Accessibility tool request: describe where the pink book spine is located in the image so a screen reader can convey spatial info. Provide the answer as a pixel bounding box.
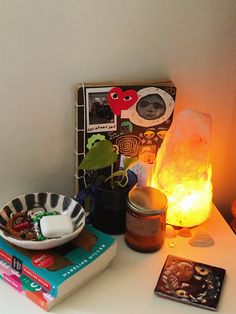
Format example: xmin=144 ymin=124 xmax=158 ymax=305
xmin=0 ymin=259 xmax=54 ymax=311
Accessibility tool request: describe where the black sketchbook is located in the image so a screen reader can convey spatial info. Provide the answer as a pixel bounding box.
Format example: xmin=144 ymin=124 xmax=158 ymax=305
xmin=75 ymin=81 xmax=176 ymax=194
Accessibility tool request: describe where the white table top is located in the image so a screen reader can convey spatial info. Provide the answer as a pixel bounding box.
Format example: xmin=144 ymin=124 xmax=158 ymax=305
xmin=1 ymin=204 xmax=235 ymax=314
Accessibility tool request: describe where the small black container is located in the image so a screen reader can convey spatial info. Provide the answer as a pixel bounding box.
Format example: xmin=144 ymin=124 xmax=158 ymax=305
xmin=92 ymin=170 xmax=137 ymax=234
xmin=76 ymin=170 xmax=137 ymax=235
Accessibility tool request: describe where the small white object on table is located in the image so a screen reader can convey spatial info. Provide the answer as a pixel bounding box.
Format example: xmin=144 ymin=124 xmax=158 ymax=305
xmin=40 ymin=215 xmax=74 ymax=238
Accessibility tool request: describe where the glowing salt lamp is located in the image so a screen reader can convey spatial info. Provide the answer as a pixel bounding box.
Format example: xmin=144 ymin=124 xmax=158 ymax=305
xmin=149 ymin=109 xmax=213 ymax=227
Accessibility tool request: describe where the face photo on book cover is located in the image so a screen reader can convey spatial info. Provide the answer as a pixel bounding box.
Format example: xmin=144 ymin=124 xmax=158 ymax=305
xmin=136 ymin=94 xmax=166 ymax=120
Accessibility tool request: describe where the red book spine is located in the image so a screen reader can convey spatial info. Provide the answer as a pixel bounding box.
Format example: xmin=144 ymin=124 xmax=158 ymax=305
xmin=0 ymin=249 xmax=12 ymax=263
xmin=0 ymin=248 xmax=51 ymax=292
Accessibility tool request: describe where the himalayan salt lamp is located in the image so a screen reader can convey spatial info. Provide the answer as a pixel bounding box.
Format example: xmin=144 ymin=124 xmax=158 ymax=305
xmin=149 ymin=108 xmax=213 ymax=227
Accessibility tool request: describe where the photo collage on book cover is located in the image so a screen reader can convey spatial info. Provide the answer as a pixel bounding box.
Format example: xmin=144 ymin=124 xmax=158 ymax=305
xmin=76 ymin=84 xmax=176 ymax=191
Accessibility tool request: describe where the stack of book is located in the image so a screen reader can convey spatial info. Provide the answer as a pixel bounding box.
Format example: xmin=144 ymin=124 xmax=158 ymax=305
xmin=0 ymin=225 xmax=117 ymax=311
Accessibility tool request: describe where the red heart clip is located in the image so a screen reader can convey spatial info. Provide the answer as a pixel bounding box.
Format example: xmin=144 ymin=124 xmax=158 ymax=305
xmin=107 ymin=87 xmax=138 ymax=116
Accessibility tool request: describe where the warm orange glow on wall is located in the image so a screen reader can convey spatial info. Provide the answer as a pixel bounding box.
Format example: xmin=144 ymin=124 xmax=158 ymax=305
xmin=148 ymin=109 xmax=213 ymax=227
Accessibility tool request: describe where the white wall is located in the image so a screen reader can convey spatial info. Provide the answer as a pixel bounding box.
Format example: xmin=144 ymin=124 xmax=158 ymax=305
xmin=0 ymin=0 xmax=235 ymax=220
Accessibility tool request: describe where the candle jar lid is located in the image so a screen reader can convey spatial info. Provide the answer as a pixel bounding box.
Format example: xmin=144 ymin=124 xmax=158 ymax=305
xmin=127 ymin=186 xmax=167 ymax=216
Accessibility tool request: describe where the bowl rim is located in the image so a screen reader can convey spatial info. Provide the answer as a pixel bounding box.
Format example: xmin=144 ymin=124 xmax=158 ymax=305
xmin=0 ymin=192 xmax=81 ymax=209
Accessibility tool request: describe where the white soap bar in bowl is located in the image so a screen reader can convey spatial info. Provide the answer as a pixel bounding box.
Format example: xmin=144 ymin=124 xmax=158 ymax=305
xmin=40 ymin=215 xmax=74 ymax=238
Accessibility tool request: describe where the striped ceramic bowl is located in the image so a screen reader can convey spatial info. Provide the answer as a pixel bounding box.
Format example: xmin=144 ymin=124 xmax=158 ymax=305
xmin=0 ymin=192 xmax=85 ymax=250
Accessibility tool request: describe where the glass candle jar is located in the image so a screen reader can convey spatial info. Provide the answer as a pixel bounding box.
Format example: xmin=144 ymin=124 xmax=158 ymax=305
xmin=125 ymin=186 xmax=167 ymax=252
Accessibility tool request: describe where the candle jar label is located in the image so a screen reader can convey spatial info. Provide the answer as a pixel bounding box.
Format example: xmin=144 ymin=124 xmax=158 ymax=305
xmin=126 ymin=212 xmax=161 ymax=237
xmin=125 ymin=186 xmax=167 ymax=252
